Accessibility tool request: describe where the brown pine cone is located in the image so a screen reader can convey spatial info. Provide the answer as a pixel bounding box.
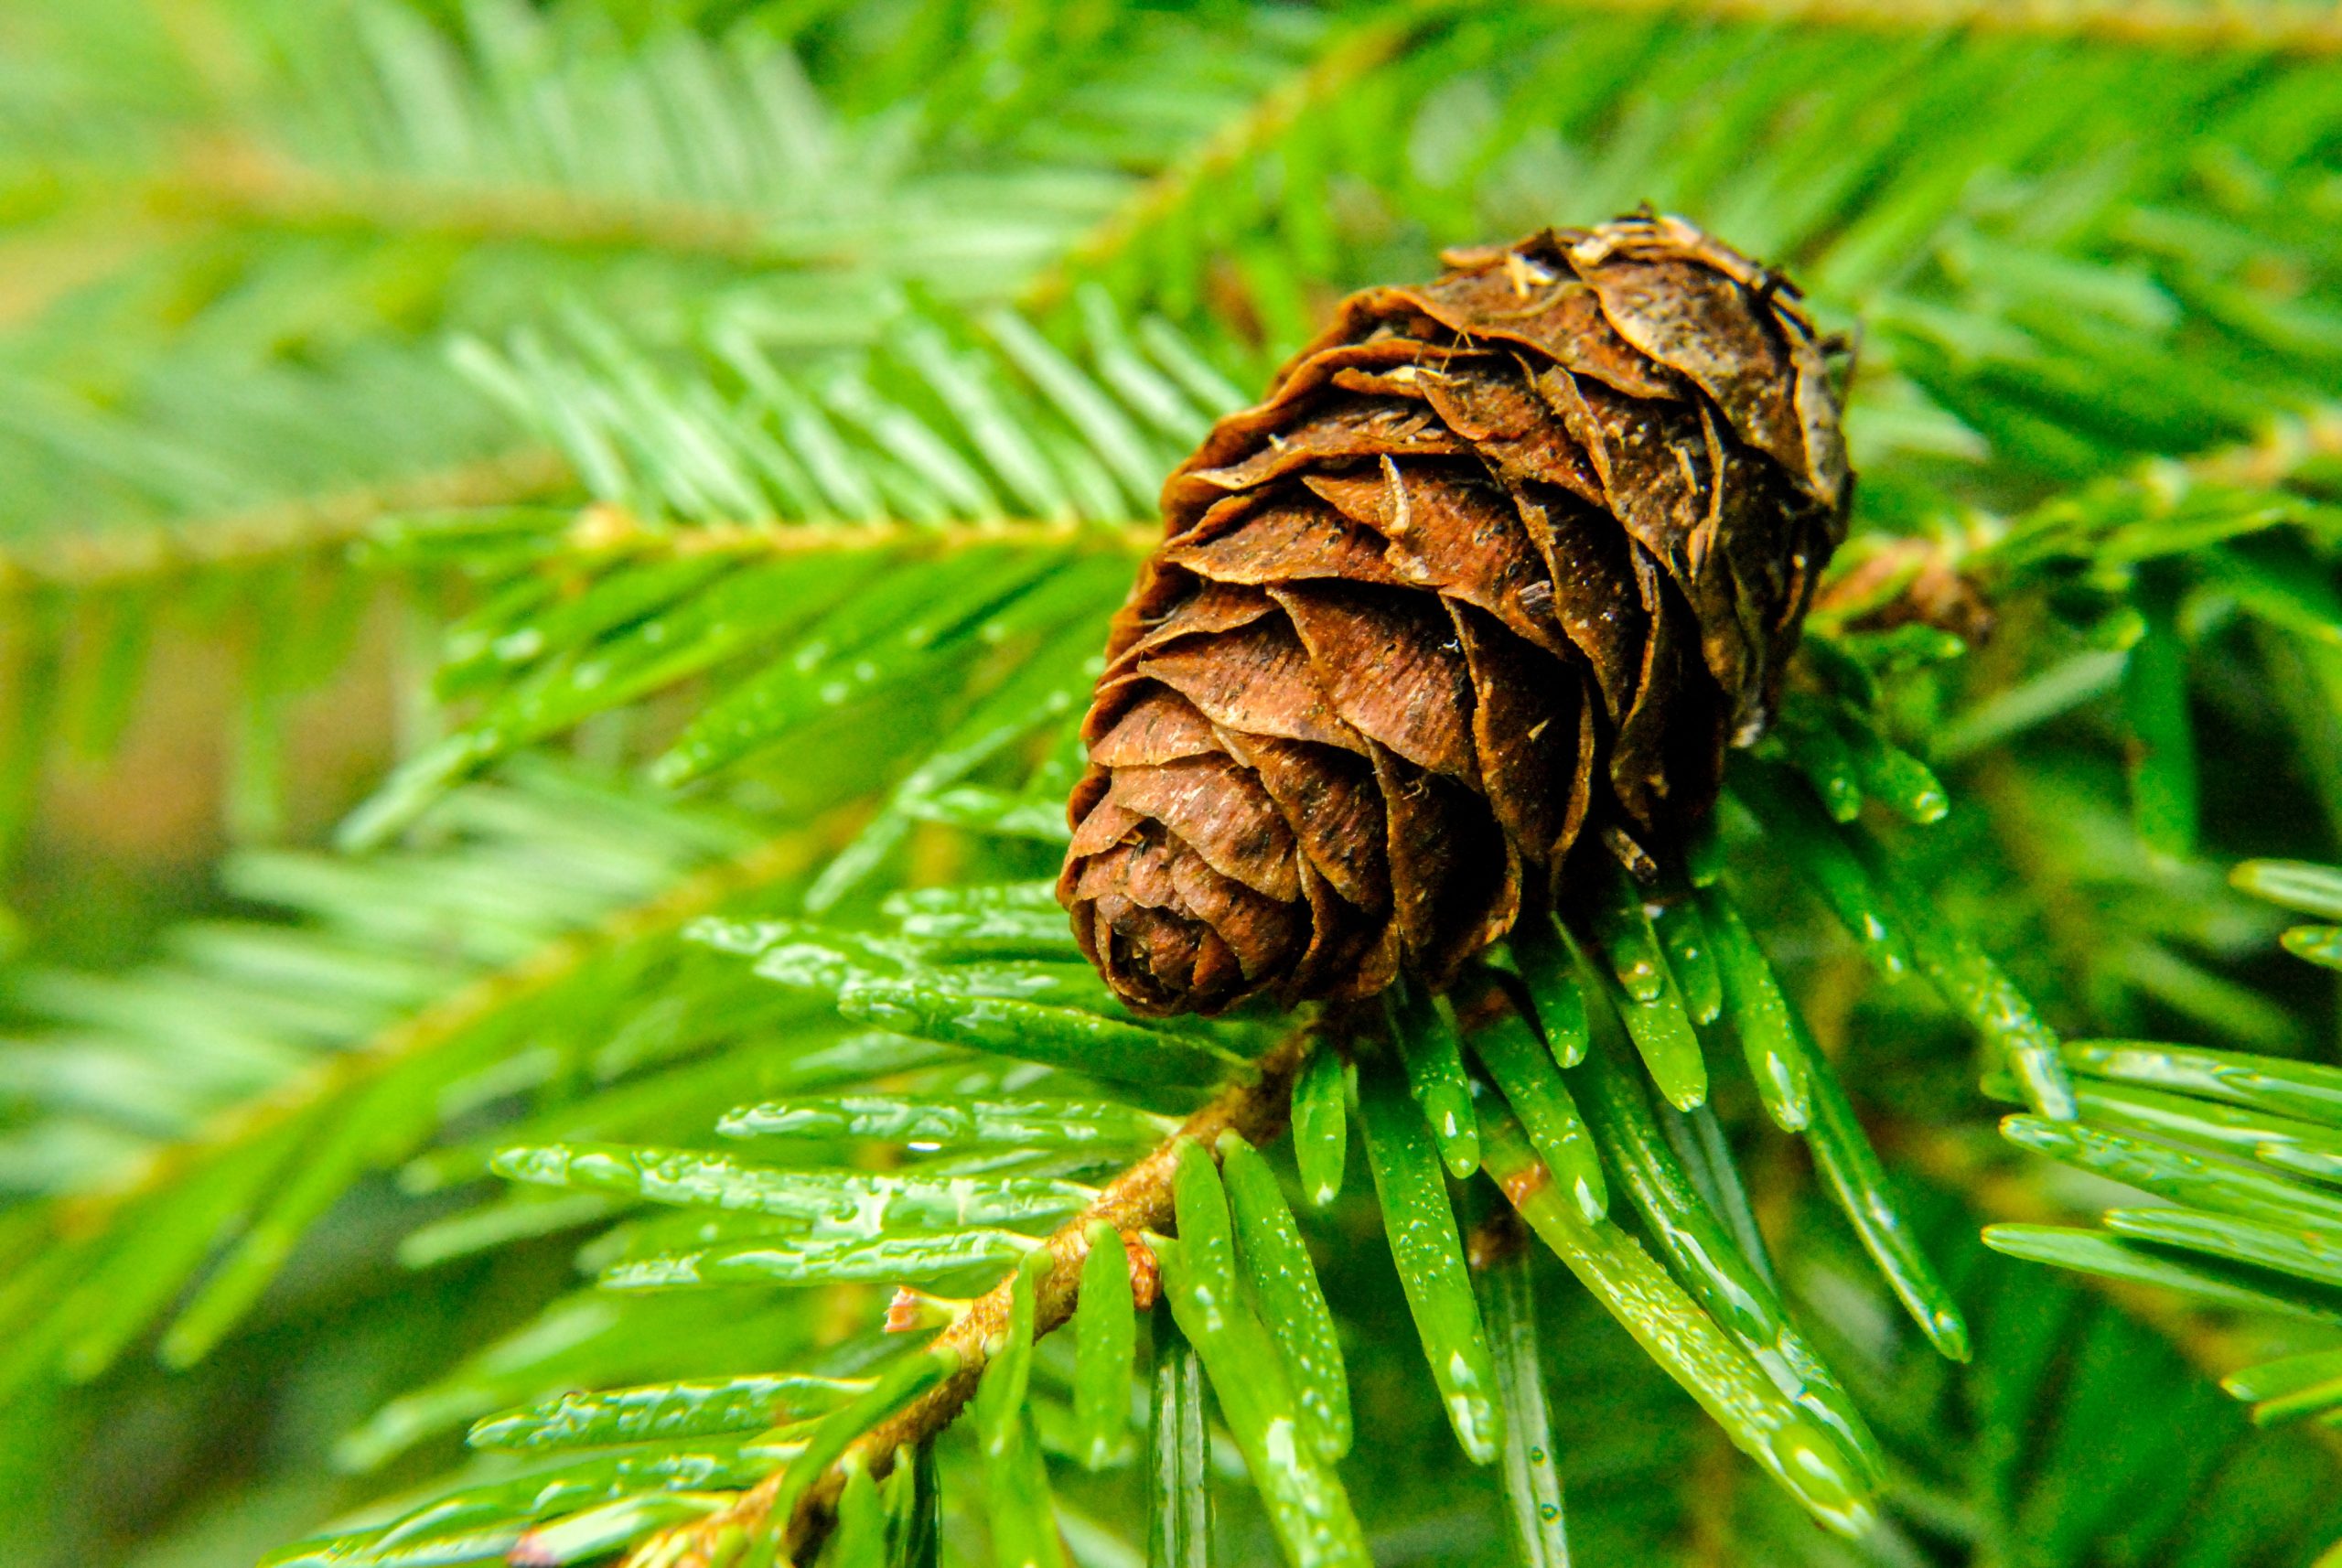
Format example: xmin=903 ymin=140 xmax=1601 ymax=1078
xmin=1060 ymin=213 xmax=1852 ymax=1016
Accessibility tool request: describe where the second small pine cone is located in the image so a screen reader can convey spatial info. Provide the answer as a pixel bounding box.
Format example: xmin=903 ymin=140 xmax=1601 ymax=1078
xmin=1061 ymin=213 xmax=1853 ymax=1016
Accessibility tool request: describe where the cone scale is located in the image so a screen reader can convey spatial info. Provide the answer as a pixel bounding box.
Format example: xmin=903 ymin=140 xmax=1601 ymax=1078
xmin=1061 ymin=214 xmax=1852 ymax=1015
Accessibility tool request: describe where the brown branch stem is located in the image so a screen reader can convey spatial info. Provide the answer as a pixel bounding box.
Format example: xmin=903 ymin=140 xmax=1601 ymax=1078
xmin=559 ymin=506 xmax=1159 ymax=563
xmin=1810 ymin=405 xmax=2342 ymax=638
xmin=0 ymin=448 xmax=569 ymax=593
xmin=145 ymin=137 xmax=791 ymax=260
xmin=51 ymin=818 xmax=835 ymax=1244
xmin=631 ymin=1026 xmax=1321 ymax=1568
xmin=1549 ymin=0 xmax=2342 ymax=54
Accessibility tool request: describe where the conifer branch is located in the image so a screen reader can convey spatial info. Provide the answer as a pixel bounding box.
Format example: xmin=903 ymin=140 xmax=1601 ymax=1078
xmin=46 ymin=818 xmax=831 ymax=1244
xmin=1812 ymin=407 xmax=2342 ymax=633
xmin=124 ymin=139 xmax=794 ymax=260
xmin=2185 ymin=406 xmax=2342 ymax=489
xmin=1023 ymin=0 xmax=2342 ymax=324
xmin=1890 ymin=1119 xmax=2342 ymax=1466
xmin=0 ymin=206 xmax=166 ymax=331
xmin=1018 ymin=8 xmax=1429 ymax=311
xmin=554 ymin=505 xmax=1158 ymax=563
xmin=1558 ymin=0 xmax=2342 ymax=54
xmin=630 ymin=1026 xmax=1322 ymax=1568
xmin=0 ymin=447 xmax=569 ymax=592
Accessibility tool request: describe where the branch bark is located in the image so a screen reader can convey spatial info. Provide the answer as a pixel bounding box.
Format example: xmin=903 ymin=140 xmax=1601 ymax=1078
xmin=629 ymin=1026 xmax=1320 ymax=1568
xmin=0 ymin=448 xmax=569 ymax=592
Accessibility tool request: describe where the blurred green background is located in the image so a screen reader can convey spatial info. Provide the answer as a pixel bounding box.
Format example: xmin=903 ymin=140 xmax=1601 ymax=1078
xmin=9 ymin=2 xmax=2342 ymax=1564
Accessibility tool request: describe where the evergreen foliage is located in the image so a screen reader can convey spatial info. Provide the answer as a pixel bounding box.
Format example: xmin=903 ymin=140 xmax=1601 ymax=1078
xmin=8 ymin=2 xmax=2342 ymax=1564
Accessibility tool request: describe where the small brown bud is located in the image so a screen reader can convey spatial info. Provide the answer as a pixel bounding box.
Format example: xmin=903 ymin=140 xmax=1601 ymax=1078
xmin=1123 ymin=1230 xmax=1161 ymax=1311
xmin=883 ymin=1287 xmax=970 ymax=1334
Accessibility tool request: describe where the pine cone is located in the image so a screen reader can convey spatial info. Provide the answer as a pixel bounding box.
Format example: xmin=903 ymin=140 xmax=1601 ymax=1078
xmin=1061 ymin=214 xmax=1852 ymax=1016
